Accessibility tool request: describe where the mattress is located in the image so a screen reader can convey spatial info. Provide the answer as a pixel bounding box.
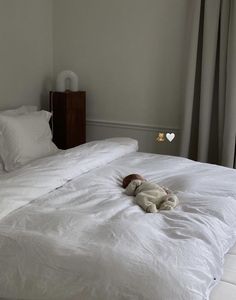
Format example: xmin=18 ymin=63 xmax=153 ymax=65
xmin=211 ymin=242 xmax=236 ymax=300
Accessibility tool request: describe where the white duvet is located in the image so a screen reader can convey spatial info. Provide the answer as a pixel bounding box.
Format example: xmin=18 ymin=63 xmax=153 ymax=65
xmin=0 ymin=138 xmax=236 ymax=300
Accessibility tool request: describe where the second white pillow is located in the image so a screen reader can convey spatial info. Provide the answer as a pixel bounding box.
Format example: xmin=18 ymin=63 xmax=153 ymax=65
xmin=0 ymin=110 xmax=58 ymax=171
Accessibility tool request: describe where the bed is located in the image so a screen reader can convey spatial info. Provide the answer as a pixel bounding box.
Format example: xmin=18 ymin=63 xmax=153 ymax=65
xmin=0 ymin=138 xmax=235 ymax=300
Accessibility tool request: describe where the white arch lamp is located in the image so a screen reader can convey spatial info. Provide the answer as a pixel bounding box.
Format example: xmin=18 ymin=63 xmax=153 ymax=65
xmin=56 ymin=70 xmax=79 ymax=92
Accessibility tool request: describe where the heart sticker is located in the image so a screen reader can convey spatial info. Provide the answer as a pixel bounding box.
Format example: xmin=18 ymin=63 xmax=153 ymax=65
xmin=166 ymin=133 xmax=175 ymax=142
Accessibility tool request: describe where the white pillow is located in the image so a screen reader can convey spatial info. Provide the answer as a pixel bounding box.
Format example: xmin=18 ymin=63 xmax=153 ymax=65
xmin=0 ymin=110 xmax=58 ymax=171
xmin=0 ymin=105 xmax=38 ymax=171
xmin=0 ymin=105 xmax=38 ymax=116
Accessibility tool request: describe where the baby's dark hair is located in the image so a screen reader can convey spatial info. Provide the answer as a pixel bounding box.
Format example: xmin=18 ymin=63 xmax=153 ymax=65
xmin=122 ymin=174 xmax=145 ymax=188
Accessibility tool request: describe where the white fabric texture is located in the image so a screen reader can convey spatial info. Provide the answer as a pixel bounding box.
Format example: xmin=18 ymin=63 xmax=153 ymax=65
xmin=210 ymin=242 xmax=236 ymax=300
xmin=0 ymin=138 xmax=235 ymax=300
xmin=0 ymin=105 xmax=38 ymax=116
xmin=0 ymin=105 xmax=38 ymax=172
xmin=0 ymin=110 xmax=57 ymax=171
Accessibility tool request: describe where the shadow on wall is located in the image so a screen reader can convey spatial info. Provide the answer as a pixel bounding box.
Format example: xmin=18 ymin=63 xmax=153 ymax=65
xmin=40 ymin=77 xmax=53 ymax=110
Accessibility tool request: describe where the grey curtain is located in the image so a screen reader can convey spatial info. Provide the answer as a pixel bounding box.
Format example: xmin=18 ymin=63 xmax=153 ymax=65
xmin=180 ymin=0 xmax=236 ymax=168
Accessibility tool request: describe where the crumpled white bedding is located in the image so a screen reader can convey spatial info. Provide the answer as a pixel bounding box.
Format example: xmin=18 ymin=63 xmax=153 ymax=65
xmin=210 ymin=242 xmax=236 ymax=300
xmin=0 ymin=138 xmax=236 ymax=300
xmin=0 ymin=138 xmax=138 ymax=219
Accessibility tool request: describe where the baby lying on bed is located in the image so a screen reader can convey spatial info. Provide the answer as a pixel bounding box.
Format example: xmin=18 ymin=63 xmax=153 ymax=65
xmin=123 ymin=174 xmax=179 ymax=213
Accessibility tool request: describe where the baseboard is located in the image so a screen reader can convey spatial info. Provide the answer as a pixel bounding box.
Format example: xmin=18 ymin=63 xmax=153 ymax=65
xmin=86 ymin=119 xmax=180 ymax=155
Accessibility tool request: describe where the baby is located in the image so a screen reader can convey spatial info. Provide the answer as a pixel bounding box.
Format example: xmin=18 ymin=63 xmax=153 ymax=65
xmin=123 ymin=174 xmax=179 ymax=213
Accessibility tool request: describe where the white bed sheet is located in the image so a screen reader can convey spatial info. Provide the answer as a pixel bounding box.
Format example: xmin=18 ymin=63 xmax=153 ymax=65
xmin=0 ymin=138 xmax=236 ymax=300
xmin=210 ymin=242 xmax=236 ymax=300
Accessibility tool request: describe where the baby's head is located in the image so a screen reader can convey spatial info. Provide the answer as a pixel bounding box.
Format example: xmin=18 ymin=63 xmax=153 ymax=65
xmin=122 ymin=174 xmax=145 ymax=188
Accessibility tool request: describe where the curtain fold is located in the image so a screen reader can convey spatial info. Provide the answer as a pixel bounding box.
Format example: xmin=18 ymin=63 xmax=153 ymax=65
xmin=180 ymin=0 xmax=236 ymax=168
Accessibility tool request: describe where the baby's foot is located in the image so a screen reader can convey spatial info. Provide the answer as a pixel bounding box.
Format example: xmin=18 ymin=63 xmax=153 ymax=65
xmin=160 ymin=204 xmax=173 ymax=211
xmin=146 ymin=204 xmax=158 ymax=213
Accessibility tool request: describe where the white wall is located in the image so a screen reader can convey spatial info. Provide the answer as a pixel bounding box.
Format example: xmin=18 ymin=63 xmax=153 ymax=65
xmin=0 ymin=0 xmax=53 ymax=110
xmin=53 ymin=0 xmax=189 ymax=154
xmin=0 ymin=0 xmax=190 ymax=154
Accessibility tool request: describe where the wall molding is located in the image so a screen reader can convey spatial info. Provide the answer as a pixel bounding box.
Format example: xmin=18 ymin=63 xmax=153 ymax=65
xmin=86 ymin=118 xmax=180 ymax=155
xmin=86 ymin=119 xmax=180 ymax=133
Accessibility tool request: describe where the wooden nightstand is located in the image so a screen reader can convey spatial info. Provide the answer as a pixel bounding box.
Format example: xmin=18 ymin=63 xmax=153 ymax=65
xmin=49 ymin=91 xmax=86 ymax=150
